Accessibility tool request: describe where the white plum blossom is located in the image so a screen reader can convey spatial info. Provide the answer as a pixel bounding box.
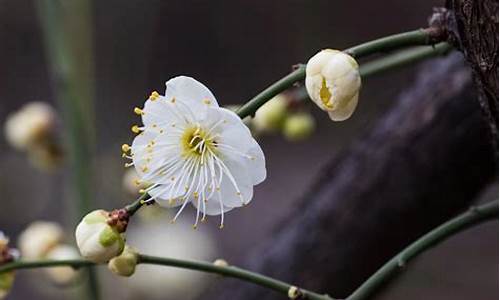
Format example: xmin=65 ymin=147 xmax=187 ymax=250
xmin=123 ymin=76 xmax=266 ymax=228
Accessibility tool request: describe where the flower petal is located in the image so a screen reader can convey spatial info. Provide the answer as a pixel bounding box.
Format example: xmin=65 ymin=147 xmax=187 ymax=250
xmin=327 ymin=93 xmax=359 ymax=121
xmin=165 ymin=76 xmax=219 ymax=121
xmin=191 ymin=198 xmax=233 ymax=216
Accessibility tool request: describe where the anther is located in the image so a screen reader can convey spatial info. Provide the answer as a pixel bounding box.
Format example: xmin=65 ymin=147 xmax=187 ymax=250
xmin=131 ymin=125 xmax=142 ymax=134
xmin=134 ymin=107 xmax=144 ymax=115
xmin=121 ymin=144 xmax=131 ymax=153
xmin=150 ymin=91 xmax=160 ymax=100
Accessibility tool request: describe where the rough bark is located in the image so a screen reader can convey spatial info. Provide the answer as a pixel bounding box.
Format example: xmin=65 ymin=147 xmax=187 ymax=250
xmin=446 ymin=0 xmax=499 ymax=151
xmin=210 ymin=54 xmax=496 ymax=300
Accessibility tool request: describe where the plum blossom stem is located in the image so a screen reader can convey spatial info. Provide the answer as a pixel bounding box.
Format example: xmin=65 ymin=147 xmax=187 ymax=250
xmin=0 ymin=201 xmax=496 ymax=300
xmin=236 ymin=28 xmax=444 ymax=119
xmin=359 ymin=42 xmax=452 ymax=77
xmin=0 ymin=256 xmax=333 ymax=300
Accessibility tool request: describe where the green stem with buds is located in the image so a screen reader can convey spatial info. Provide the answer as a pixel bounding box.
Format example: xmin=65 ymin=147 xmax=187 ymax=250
xmin=236 ymin=28 xmax=443 ymax=119
xmin=1 ymin=200 xmax=496 ymax=300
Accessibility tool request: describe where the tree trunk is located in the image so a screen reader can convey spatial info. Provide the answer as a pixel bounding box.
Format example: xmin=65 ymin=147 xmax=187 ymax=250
xmin=446 ymin=0 xmax=498 ymax=151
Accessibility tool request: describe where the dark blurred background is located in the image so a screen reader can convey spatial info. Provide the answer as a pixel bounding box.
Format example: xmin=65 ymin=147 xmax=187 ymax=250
xmin=0 ymin=0 xmax=497 ymax=299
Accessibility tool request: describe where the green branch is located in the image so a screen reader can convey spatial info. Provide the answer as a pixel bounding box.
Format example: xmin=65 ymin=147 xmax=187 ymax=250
xmin=236 ymin=28 xmax=441 ymax=119
xmin=346 ymin=200 xmax=499 ymax=300
xmin=0 ymin=255 xmax=333 ymax=300
xmin=1 ymin=201 xmax=496 ymax=300
xmin=359 ymin=42 xmax=452 ymax=77
xmin=138 ymin=254 xmax=332 ymax=300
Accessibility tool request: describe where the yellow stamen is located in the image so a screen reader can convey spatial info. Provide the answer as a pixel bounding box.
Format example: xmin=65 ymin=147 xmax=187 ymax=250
xmin=150 ymin=91 xmax=160 ymax=100
xmin=134 ymin=107 xmax=144 ymax=115
xmin=131 ymin=125 xmax=141 ymax=133
xmin=121 ymin=144 xmax=131 ymax=153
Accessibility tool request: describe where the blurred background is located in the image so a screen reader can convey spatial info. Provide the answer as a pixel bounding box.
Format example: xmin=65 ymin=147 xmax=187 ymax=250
xmin=0 ymin=0 xmax=497 ymax=299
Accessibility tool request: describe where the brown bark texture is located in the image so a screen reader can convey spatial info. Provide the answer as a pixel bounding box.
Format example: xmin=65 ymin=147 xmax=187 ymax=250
xmin=446 ymin=0 xmax=499 ymax=151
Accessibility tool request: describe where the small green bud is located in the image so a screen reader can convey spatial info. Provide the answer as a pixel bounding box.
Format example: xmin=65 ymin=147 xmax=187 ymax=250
xmin=253 ymin=95 xmax=288 ymax=132
xmin=0 ymin=272 xmax=14 ymax=299
xmin=282 ymin=113 xmax=315 ymax=141
xmin=108 ymin=246 xmax=138 ymax=277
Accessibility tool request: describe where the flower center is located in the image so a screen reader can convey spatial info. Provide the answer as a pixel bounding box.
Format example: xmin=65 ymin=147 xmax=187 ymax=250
xmin=181 ymin=126 xmax=217 ymax=158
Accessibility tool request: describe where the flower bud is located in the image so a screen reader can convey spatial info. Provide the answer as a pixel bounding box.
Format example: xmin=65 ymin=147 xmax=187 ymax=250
xmin=4 ymin=102 xmax=57 ymax=151
xmin=253 ymin=95 xmax=288 ymax=132
xmin=0 ymin=272 xmax=14 ymax=300
xmin=305 ymin=49 xmax=361 ymax=121
xmin=18 ymin=221 xmax=64 ymax=260
xmin=108 ymin=245 xmax=138 ymax=277
xmin=45 ymin=245 xmax=81 ymax=285
xmin=282 ymin=113 xmax=315 ymax=141
xmin=75 ymin=210 xmax=125 ymax=263
xmin=213 ymin=258 xmax=229 ymax=267
xmin=0 ymin=232 xmax=16 ymax=300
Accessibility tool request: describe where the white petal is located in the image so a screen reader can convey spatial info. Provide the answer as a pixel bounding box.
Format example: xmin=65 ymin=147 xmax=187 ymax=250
xmin=305 ymin=74 xmax=329 ymax=111
xmin=191 ymin=198 xmax=233 ymax=216
xmin=327 ymin=93 xmax=359 ymax=121
xmin=165 ymin=76 xmax=219 ymax=120
xmin=217 ymin=157 xmax=254 ymax=208
xmin=142 ymin=96 xmax=185 ymax=127
xmin=306 ymin=49 xmax=340 ymax=76
xmin=245 ymin=139 xmax=266 ymax=184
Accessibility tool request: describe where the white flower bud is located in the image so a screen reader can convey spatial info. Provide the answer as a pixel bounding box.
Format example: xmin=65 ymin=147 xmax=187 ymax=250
xmin=45 ymin=244 xmax=81 ymax=285
xmin=213 ymin=258 xmax=229 ymax=267
xmin=75 ymin=210 xmax=125 ymax=263
xmin=18 ymin=221 xmax=64 ymax=260
xmin=108 ymin=245 xmax=138 ymax=277
xmin=253 ymin=95 xmax=288 ymax=132
xmin=305 ymin=49 xmax=361 ymax=121
xmin=4 ymin=102 xmax=57 ymax=151
xmin=0 ymin=272 xmax=14 ymax=300
xmin=282 ymin=113 xmax=315 ymax=141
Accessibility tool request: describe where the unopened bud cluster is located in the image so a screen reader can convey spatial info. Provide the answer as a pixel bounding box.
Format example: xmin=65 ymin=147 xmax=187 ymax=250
xmin=250 ymin=95 xmax=315 ymax=141
xmin=3 ymin=102 xmax=63 ymax=170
